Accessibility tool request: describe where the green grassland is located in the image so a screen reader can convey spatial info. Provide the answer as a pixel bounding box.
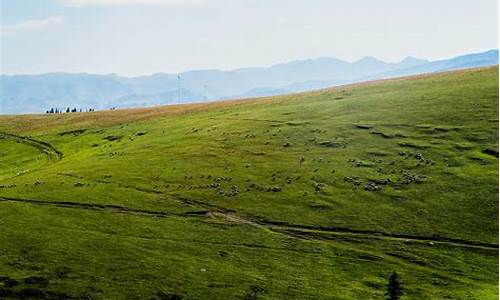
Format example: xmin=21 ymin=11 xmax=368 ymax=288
xmin=0 ymin=67 xmax=498 ymax=299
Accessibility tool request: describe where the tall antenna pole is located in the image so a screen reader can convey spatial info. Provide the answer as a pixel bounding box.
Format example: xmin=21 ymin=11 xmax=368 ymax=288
xmin=177 ymin=74 xmax=181 ymax=102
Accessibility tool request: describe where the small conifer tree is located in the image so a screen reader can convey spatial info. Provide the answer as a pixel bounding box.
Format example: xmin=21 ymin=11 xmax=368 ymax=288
xmin=386 ymin=271 xmax=403 ymax=300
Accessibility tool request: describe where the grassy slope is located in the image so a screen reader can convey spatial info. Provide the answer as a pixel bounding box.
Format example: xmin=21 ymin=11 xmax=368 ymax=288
xmin=0 ymin=67 xmax=498 ymax=299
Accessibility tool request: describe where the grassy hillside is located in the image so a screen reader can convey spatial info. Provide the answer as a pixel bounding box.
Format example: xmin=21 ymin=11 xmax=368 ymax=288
xmin=0 ymin=67 xmax=498 ymax=299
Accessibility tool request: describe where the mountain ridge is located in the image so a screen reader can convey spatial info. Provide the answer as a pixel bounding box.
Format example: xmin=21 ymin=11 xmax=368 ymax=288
xmin=0 ymin=49 xmax=498 ymax=114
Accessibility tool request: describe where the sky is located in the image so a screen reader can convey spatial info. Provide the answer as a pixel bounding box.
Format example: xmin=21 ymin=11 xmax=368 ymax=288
xmin=0 ymin=0 xmax=498 ymax=76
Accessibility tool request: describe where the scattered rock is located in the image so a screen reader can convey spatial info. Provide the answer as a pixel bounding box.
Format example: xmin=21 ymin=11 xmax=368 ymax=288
xmin=313 ymin=181 xmax=326 ymax=192
xmin=344 ymin=176 xmax=362 ymax=188
xmin=0 ymin=184 xmax=16 ymax=189
xmin=400 ymin=170 xmax=426 ymax=184
xmin=364 ymin=182 xmax=381 ymax=192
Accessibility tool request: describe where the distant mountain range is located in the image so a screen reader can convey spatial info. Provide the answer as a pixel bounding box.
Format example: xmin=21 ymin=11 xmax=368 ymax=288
xmin=1 ymin=49 xmax=498 ymax=114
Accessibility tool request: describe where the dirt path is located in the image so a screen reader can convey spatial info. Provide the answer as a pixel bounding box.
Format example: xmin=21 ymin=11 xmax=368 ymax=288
xmin=266 ymin=226 xmax=497 ymax=251
xmin=0 ymin=195 xmax=496 ymax=251
xmin=0 ymin=196 xmax=170 ymax=218
xmin=209 ymin=117 xmax=286 ymax=123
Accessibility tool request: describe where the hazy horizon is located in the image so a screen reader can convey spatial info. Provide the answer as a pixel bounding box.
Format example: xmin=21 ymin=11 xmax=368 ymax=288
xmin=1 ymin=0 xmax=498 ymax=76
xmin=0 ymin=48 xmax=496 ymax=78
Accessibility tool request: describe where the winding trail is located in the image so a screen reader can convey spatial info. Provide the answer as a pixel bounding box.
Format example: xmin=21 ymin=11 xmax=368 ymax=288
xmin=0 ymin=195 xmax=496 ymax=252
xmin=0 ymin=131 xmax=63 ymax=161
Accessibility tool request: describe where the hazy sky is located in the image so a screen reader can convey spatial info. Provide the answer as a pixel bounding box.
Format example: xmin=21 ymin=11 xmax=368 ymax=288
xmin=1 ymin=0 xmax=498 ymax=76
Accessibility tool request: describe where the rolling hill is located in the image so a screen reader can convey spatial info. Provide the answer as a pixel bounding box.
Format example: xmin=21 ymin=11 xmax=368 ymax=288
xmin=0 ymin=67 xmax=498 ymax=299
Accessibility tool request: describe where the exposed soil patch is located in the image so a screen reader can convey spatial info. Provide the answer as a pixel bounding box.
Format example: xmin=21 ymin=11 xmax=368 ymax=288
xmin=318 ymin=141 xmax=345 ymax=148
xmin=355 ymin=124 xmax=374 ymax=129
xmin=59 ymin=129 xmax=86 ymax=136
xmin=482 ymin=148 xmax=499 ymax=158
xmin=104 ymin=135 xmax=122 ymax=142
